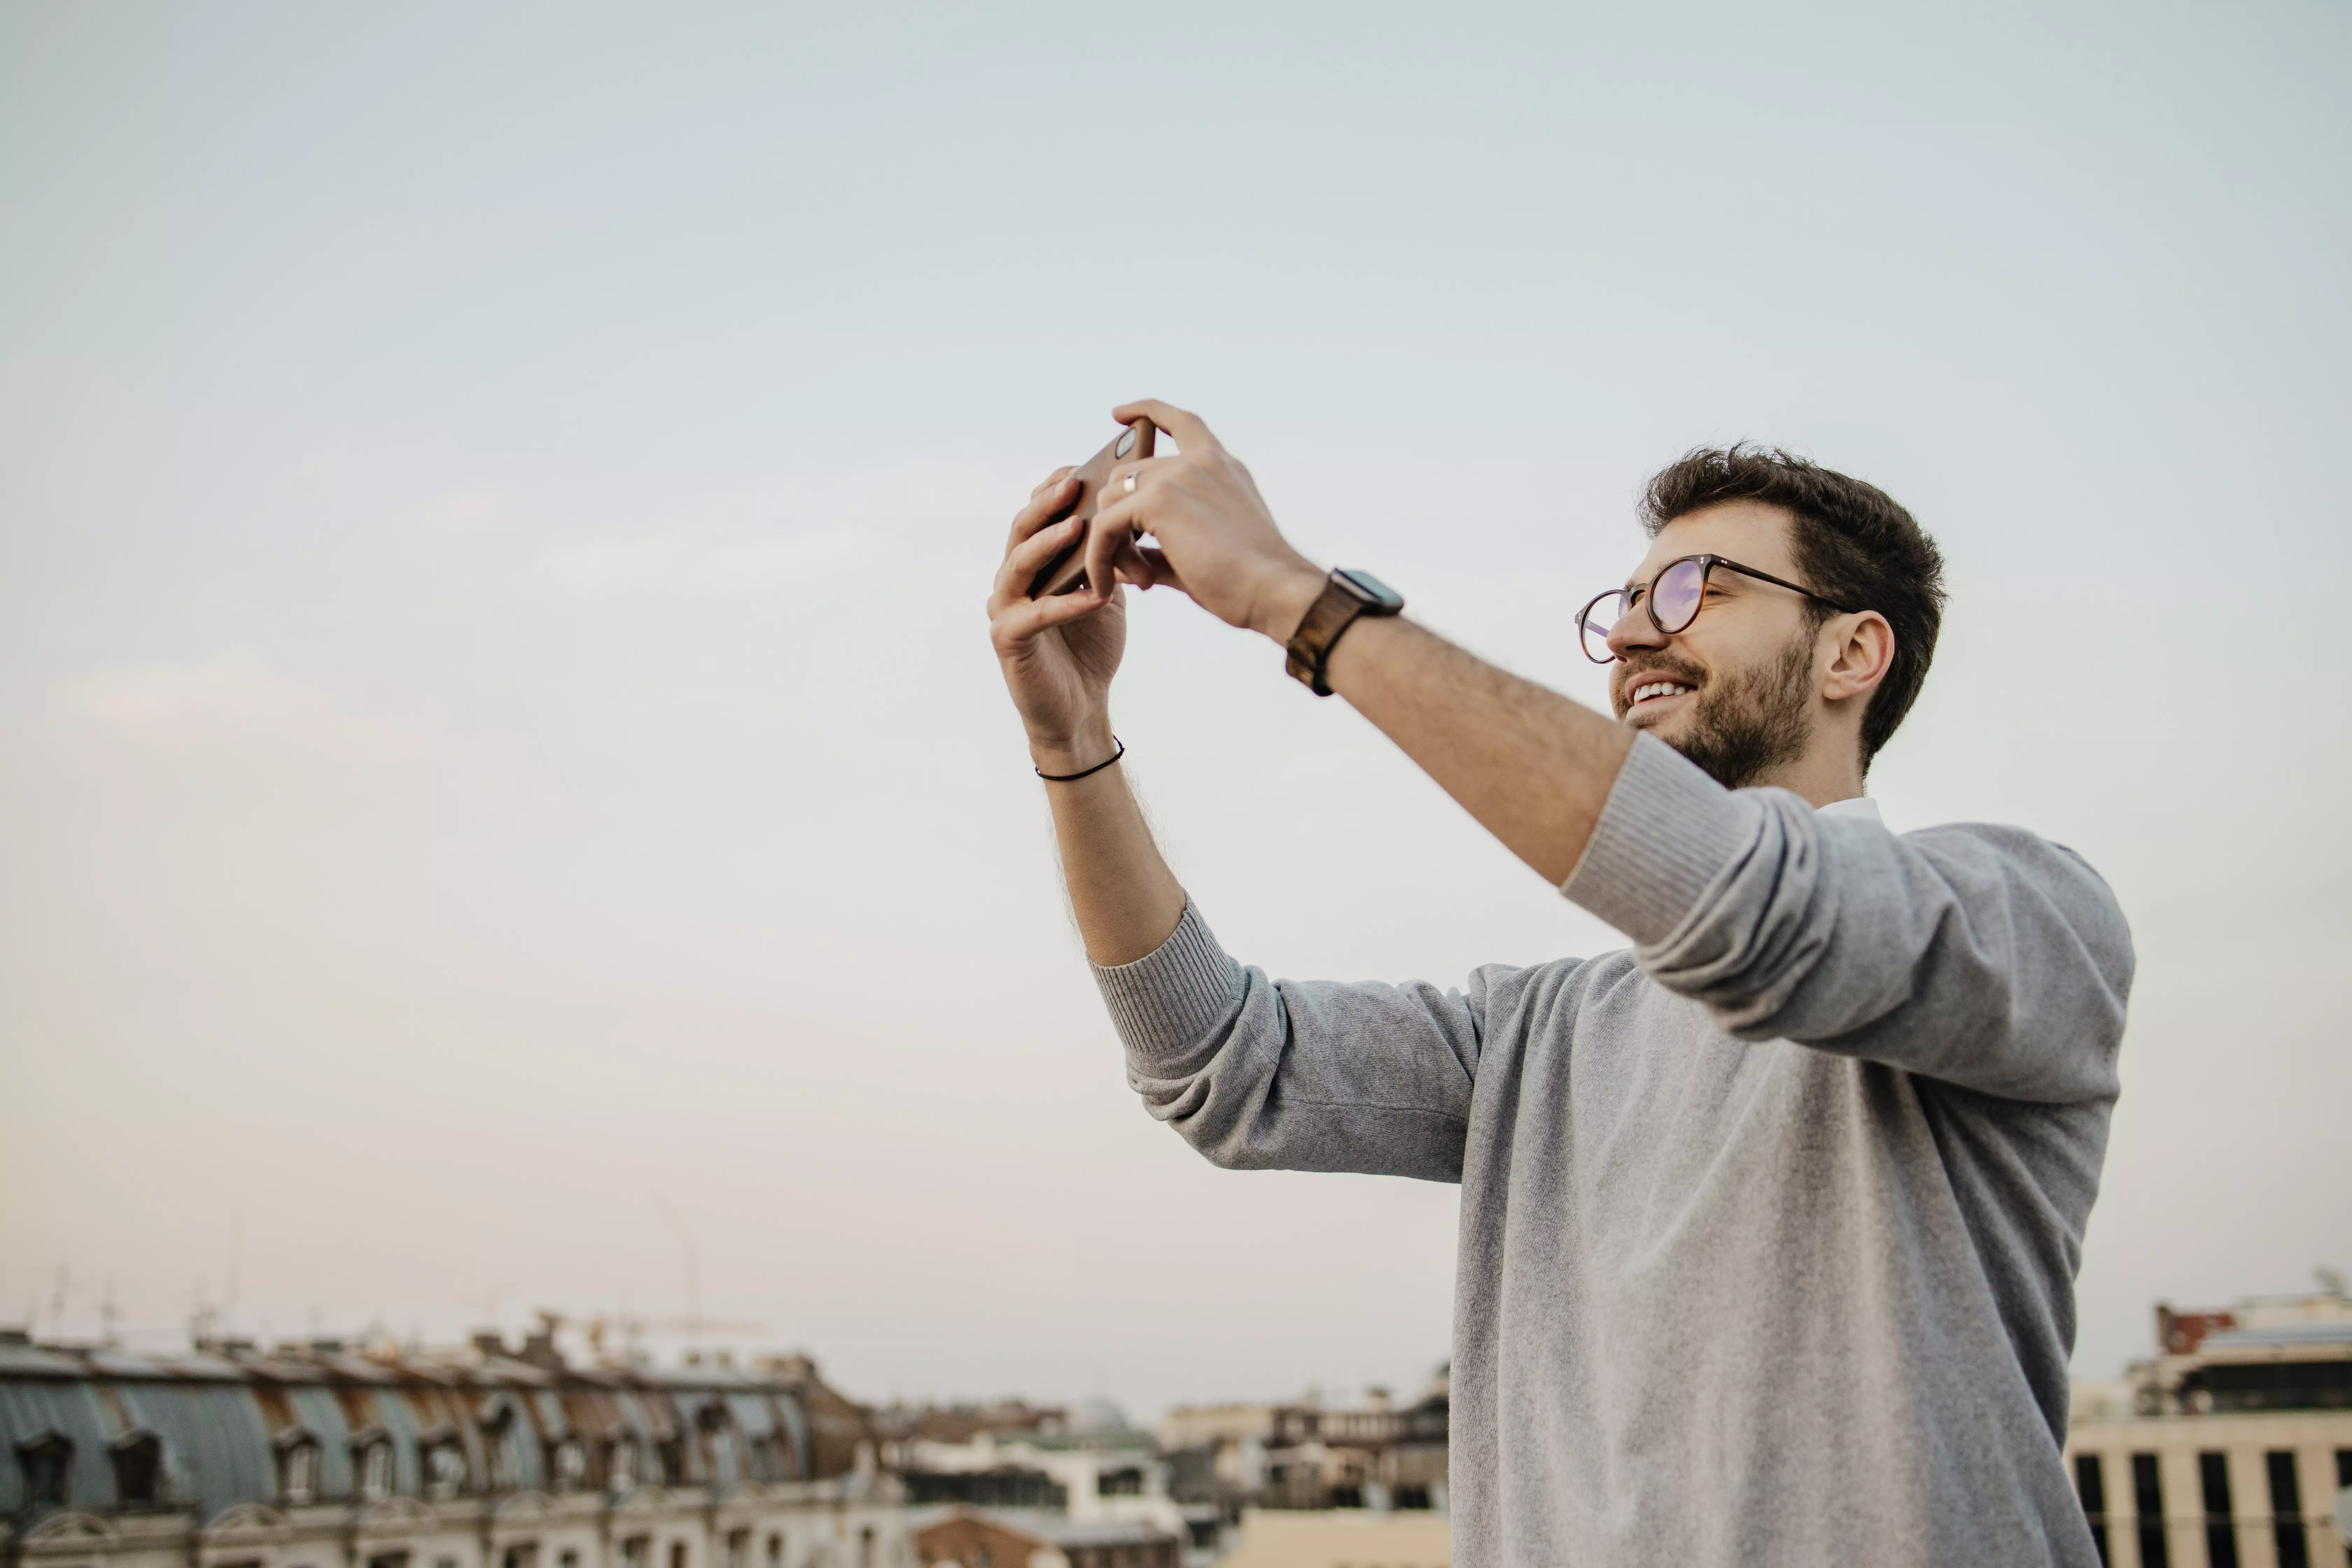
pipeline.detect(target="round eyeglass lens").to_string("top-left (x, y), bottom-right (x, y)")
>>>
top-left (1579, 591), bottom-right (1627, 663)
top-left (1650, 558), bottom-right (1708, 633)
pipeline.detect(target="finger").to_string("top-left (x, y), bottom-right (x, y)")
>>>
top-left (1030, 464), bottom-right (1077, 497)
top-left (1007, 472), bottom-right (1079, 549)
top-left (1107, 535), bottom-right (1155, 589)
top-left (990, 580), bottom-right (1117, 649)
top-left (990, 516), bottom-right (1085, 610)
top-left (1111, 399), bottom-right (1221, 454)
top-left (1089, 485), bottom-right (1147, 549)
top-left (1135, 544), bottom-right (1185, 593)
top-left (1101, 453), bottom-right (1180, 496)
top-left (1080, 511), bottom-right (1129, 609)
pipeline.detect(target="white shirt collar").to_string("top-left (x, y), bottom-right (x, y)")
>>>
top-left (1815, 795), bottom-right (1883, 826)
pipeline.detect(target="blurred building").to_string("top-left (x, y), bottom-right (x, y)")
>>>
top-left (1210, 1509), bottom-right (1448, 1568)
top-left (0, 1326), bottom-right (909, 1568)
top-left (2066, 1285), bottom-right (2352, 1568)
top-left (884, 1403), bottom-right (1191, 1564)
top-left (1159, 1371), bottom-right (1448, 1521)
top-left (908, 1508), bottom-right (1177, 1568)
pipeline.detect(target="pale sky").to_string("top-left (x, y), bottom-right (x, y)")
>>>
top-left (2, 1), bottom-right (2347, 1420)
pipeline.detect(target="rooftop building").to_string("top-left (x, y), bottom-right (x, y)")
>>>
top-left (0, 1326), bottom-right (909, 1568)
top-left (2066, 1286), bottom-right (2352, 1568)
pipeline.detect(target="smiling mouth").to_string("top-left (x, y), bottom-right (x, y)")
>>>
top-left (1626, 679), bottom-right (1696, 710)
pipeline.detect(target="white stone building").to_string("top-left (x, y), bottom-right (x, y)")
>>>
top-left (2066, 1289), bottom-right (2352, 1567)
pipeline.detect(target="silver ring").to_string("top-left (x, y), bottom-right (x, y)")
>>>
top-left (1121, 473), bottom-right (1138, 495)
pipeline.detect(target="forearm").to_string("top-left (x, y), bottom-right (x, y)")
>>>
top-left (1308, 606), bottom-right (1636, 887)
top-left (1033, 721), bottom-right (1188, 966)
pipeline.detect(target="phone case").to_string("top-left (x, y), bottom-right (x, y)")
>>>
top-left (1025, 418), bottom-right (1158, 599)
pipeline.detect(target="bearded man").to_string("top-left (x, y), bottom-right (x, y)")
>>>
top-left (985, 401), bottom-right (2133, 1568)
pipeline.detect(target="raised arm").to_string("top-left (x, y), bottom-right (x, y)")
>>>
top-left (986, 458), bottom-right (1517, 1181)
top-left (985, 468), bottom-right (1186, 966)
top-left (1083, 400), bottom-right (1636, 887)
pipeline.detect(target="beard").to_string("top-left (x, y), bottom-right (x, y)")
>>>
top-left (1637, 634), bottom-right (1816, 791)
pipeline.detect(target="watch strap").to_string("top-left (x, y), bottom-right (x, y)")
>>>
top-left (1285, 572), bottom-right (1387, 696)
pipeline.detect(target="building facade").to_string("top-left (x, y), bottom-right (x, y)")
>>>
top-left (2066, 1291), bottom-right (2352, 1568)
top-left (908, 1508), bottom-right (1177, 1568)
top-left (1160, 1374), bottom-right (1449, 1520)
top-left (0, 1330), bottom-right (912, 1568)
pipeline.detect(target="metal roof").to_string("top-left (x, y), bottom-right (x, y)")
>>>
top-left (0, 1337), bottom-right (846, 1521)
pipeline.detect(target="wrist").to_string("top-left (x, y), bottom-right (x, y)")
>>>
top-left (1246, 560), bottom-right (1330, 643)
top-left (1028, 717), bottom-right (1117, 777)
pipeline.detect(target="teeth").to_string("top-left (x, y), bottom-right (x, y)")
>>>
top-left (1631, 682), bottom-right (1691, 703)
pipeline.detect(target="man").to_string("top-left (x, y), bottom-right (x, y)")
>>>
top-left (985, 401), bottom-right (2132, 1567)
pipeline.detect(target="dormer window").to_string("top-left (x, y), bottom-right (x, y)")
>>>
top-left (551, 1439), bottom-right (587, 1493)
top-left (281, 1437), bottom-right (321, 1505)
top-left (607, 1437), bottom-right (638, 1493)
top-left (110, 1431), bottom-right (163, 1506)
top-left (423, 1439), bottom-right (467, 1500)
top-left (356, 1436), bottom-right (393, 1502)
top-left (479, 1407), bottom-right (519, 1492)
top-left (16, 1432), bottom-right (73, 1508)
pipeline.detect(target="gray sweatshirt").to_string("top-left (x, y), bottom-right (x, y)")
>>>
top-left (1091, 734), bottom-right (2133, 1567)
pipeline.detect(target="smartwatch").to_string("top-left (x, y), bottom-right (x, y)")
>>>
top-left (1285, 568), bottom-right (1405, 696)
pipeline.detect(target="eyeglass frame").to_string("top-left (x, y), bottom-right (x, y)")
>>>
top-left (1576, 553), bottom-right (1861, 665)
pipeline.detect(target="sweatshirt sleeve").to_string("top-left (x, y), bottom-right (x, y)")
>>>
top-left (1091, 901), bottom-right (1503, 1183)
top-left (1562, 734), bottom-right (2134, 1103)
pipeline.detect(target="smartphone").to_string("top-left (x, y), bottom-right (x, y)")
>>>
top-left (1025, 418), bottom-right (1158, 599)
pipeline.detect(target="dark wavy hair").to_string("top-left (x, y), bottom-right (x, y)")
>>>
top-left (1639, 445), bottom-right (1947, 768)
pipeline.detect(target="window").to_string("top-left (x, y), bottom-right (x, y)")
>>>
top-left (552, 1439), bottom-right (587, 1493)
top-left (1098, 1467), bottom-right (1143, 1497)
top-left (726, 1530), bottom-right (749, 1568)
top-left (2199, 1452), bottom-right (2240, 1568)
top-left (2132, 1453), bottom-right (2170, 1568)
top-left (620, 1539), bottom-right (649, 1568)
top-left (424, 1439), bottom-right (468, 1500)
top-left (357, 1439), bottom-right (393, 1502)
top-left (669, 1542), bottom-right (687, 1568)
top-left (282, 1438), bottom-right (320, 1505)
top-left (500, 1544), bottom-right (538, 1568)
top-left (2267, 1452), bottom-right (2309, 1568)
top-left (857, 1527), bottom-right (873, 1568)
top-left (658, 1436), bottom-right (686, 1486)
top-left (17, 1433), bottom-right (73, 1508)
top-left (482, 1408), bottom-right (519, 1492)
top-left (560, 1554), bottom-right (578, 1568)
top-left (110, 1432), bottom-right (163, 1506)
top-left (366, 1553), bottom-right (411, 1568)
top-left (608, 1438), bottom-right (639, 1493)
top-left (764, 1535), bottom-right (780, 1568)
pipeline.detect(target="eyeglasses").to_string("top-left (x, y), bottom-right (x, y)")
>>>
top-left (1577, 554), bottom-right (1858, 664)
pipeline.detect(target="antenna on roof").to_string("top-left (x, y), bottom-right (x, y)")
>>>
top-left (223, 1214), bottom-right (243, 1335)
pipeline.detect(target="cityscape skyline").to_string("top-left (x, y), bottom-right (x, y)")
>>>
top-left (4, 0), bottom-right (2348, 1426)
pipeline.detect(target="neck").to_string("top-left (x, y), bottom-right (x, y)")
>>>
top-left (1757, 744), bottom-right (1867, 809)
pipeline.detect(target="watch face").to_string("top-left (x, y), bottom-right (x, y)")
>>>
top-left (1335, 568), bottom-right (1404, 611)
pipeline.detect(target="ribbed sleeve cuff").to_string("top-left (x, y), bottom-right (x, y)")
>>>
top-left (1561, 733), bottom-right (1758, 945)
top-left (1090, 898), bottom-right (1245, 1064)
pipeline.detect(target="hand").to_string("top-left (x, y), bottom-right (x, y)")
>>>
top-left (987, 468), bottom-right (1129, 772)
top-left (1084, 399), bottom-right (1328, 643)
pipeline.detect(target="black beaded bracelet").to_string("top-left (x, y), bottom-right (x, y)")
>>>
top-left (1035, 737), bottom-right (1125, 782)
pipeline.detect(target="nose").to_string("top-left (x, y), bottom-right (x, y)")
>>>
top-left (1605, 601), bottom-right (1666, 661)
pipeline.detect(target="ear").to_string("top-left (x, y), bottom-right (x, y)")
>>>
top-left (1820, 611), bottom-right (1895, 704)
